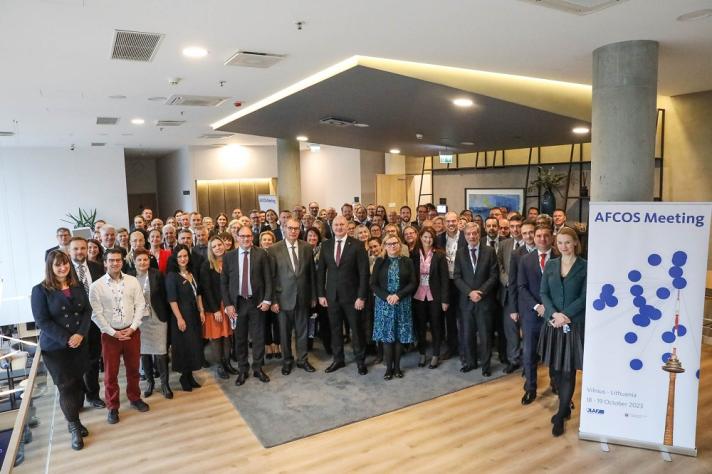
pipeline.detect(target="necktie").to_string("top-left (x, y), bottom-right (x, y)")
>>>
top-left (539, 253), bottom-right (547, 273)
top-left (514, 240), bottom-right (521, 250)
top-left (77, 264), bottom-right (90, 295)
top-left (290, 244), bottom-right (299, 272)
top-left (489, 239), bottom-right (496, 247)
top-left (335, 240), bottom-right (342, 266)
top-left (470, 247), bottom-right (477, 268)
top-left (241, 251), bottom-right (249, 297)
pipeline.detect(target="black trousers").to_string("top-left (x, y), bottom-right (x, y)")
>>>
top-left (328, 300), bottom-right (365, 364)
top-left (413, 299), bottom-right (442, 357)
top-left (82, 324), bottom-right (102, 400)
top-left (235, 297), bottom-right (266, 372)
top-left (443, 279), bottom-right (460, 355)
top-left (264, 312), bottom-right (280, 346)
top-left (279, 306), bottom-right (309, 364)
top-left (460, 302), bottom-right (493, 371)
top-left (316, 304), bottom-right (331, 352)
top-left (44, 347), bottom-right (87, 423)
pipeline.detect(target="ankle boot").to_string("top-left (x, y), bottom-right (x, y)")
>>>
top-left (179, 373), bottom-right (192, 392)
top-left (157, 355), bottom-right (173, 399)
top-left (223, 358), bottom-right (238, 375)
top-left (188, 372), bottom-right (201, 388)
top-left (68, 422), bottom-right (84, 450)
top-left (141, 355), bottom-right (155, 397)
top-left (216, 364), bottom-right (229, 379)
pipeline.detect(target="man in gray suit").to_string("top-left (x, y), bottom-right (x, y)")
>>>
top-left (454, 222), bottom-right (499, 377)
top-left (268, 219), bottom-right (317, 375)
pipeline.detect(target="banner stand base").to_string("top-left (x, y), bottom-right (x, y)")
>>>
top-left (579, 432), bottom-right (697, 458)
top-left (661, 452), bottom-right (672, 462)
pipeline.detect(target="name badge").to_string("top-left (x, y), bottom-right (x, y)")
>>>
top-left (420, 274), bottom-right (430, 286)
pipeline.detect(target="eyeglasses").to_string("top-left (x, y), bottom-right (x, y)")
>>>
top-left (385, 242), bottom-right (400, 247)
top-left (237, 234), bottom-right (252, 239)
top-left (286, 226), bottom-right (300, 231)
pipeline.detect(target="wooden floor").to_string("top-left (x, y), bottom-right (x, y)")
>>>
top-left (16, 346), bottom-right (712, 474)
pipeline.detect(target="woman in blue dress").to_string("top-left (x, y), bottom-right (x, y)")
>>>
top-left (371, 235), bottom-right (417, 380)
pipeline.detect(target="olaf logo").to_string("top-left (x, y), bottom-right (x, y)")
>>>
top-left (587, 408), bottom-right (605, 415)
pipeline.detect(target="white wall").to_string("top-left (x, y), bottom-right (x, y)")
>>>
top-left (301, 145), bottom-right (362, 208)
top-left (156, 147), bottom-right (193, 217)
top-left (0, 146), bottom-right (128, 324)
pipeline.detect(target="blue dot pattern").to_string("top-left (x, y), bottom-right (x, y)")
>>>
top-left (662, 331), bottom-right (676, 343)
top-left (593, 282), bottom-right (618, 311)
top-left (630, 359), bottom-right (643, 370)
top-left (662, 352), bottom-right (672, 363)
top-left (648, 254), bottom-right (662, 266)
top-left (657, 287), bottom-right (670, 299)
top-left (628, 270), bottom-right (641, 282)
top-left (624, 332), bottom-right (637, 344)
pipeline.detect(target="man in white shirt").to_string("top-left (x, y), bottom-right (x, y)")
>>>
top-left (89, 248), bottom-right (148, 424)
top-left (437, 212), bottom-right (467, 360)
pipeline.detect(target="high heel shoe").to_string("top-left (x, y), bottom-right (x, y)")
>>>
top-left (418, 355), bottom-right (426, 368)
top-left (188, 374), bottom-right (201, 388)
top-left (428, 356), bottom-right (439, 369)
top-left (179, 374), bottom-right (193, 392)
top-left (552, 416), bottom-right (565, 437)
top-left (551, 409), bottom-right (571, 423)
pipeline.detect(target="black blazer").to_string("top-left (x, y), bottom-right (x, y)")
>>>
top-left (506, 245), bottom-right (530, 315)
top-left (453, 244), bottom-right (499, 310)
top-left (410, 249), bottom-right (450, 305)
top-left (144, 268), bottom-right (169, 322)
top-left (317, 236), bottom-right (369, 303)
top-left (30, 284), bottom-right (92, 352)
top-left (199, 259), bottom-right (223, 314)
top-left (220, 246), bottom-right (273, 306)
top-left (436, 231), bottom-right (467, 252)
top-left (370, 256), bottom-right (417, 301)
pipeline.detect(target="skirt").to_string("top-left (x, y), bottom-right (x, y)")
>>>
top-left (537, 322), bottom-right (584, 373)
top-left (43, 345), bottom-right (88, 385)
top-left (140, 312), bottom-right (168, 355)
top-left (203, 304), bottom-right (232, 339)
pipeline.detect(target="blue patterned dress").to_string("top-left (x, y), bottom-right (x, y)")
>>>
top-left (373, 257), bottom-right (414, 343)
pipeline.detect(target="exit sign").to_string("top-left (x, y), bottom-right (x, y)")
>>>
top-left (439, 153), bottom-right (453, 164)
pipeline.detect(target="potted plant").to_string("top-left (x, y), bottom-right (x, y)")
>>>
top-left (61, 208), bottom-right (98, 230)
top-left (528, 167), bottom-right (566, 215)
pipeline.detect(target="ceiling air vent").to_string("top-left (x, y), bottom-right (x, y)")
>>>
top-left (198, 133), bottom-right (234, 139)
top-left (96, 116), bottom-right (119, 125)
top-left (165, 95), bottom-right (229, 107)
top-left (155, 120), bottom-right (186, 127)
top-left (224, 50), bottom-right (285, 68)
top-left (111, 29), bottom-right (164, 62)
top-left (319, 116), bottom-right (364, 127)
top-left (0, 131), bottom-right (15, 137)
top-left (519, 0), bottom-right (629, 15)
top-left (91, 142), bottom-right (106, 147)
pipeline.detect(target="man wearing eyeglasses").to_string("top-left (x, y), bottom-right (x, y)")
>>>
top-left (46, 227), bottom-right (72, 260)
top-left (268, 219), bottom-right (317, 375)
top-left (221, 226), bottom-right (273, 385)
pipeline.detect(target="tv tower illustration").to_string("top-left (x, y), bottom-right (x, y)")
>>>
top-left (662, 290), bottom-right (685, 446)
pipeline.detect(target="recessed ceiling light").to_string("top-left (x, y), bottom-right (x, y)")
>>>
top-left (109, 94), bottom-right (127, 99)
top-left (353, 122), bottom-right (370, 128)
top-left (131, 118), bottom-right (145, 125)
top-left (461, 141), bottom-right (475, 146)
top-left (148, 96), bottom-right (167, 102)
top-left (677, 9), bottom-right (712, 21)
top-left (453, 98), bottom-right (474, 107)
top-left (296, 135), bottom-right (308, 142)
top-left (182, 46), bottom-right (208, 58)
top-left (572, 127), bottom-right (590, 134)
top-left (308, 144), bottom-right (321, 152)
top-left (389, 148), bottom-right (401, 154)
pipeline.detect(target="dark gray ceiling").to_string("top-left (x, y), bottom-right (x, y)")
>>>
top-left (218, 65), bottom-right (590, 156)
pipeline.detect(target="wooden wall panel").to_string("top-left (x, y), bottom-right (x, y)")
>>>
top-left (254, 180), bottom-right (270, 198)
top-left (240, 181), bottom-right (257, 213)
top-left (196, 179), bottom-right (271, 220)
top-left (196, 182), bottom-right (210, 218)
top-left (224, 181), bottom-right (241, 216)
top-left (208, 181), bottom-right (226, 217)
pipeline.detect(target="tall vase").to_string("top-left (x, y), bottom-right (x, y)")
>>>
top-left (540, 188), bottom-right (556, 215)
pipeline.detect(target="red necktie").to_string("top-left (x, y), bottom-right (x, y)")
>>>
top-left (335, 240), bottom-right (342, 266)
top-left (539, 253), bottom-right (547, 273)
top-left (241, 250), bottom-right (249, 297)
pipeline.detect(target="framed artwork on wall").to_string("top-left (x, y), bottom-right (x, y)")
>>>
top-left (465, 188), bottom-right (524, 220)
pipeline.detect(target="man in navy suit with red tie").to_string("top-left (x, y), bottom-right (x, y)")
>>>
top-left (517, 224), bottom-right (555, 405)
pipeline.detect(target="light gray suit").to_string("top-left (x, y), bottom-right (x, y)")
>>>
top-left (268, 239), bottom-right (316, 365)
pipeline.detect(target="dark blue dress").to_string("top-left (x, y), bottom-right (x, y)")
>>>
top-left (373, 258), bottom-right (414, 343)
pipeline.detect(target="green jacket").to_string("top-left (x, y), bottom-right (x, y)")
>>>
top-left (540, 257), bottom-right (587, 326)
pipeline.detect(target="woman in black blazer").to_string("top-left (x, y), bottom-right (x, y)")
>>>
top-left (410, 226), bottom-right (450, 369)
top-left (133, 248), bottom-right (172, 399)
top-left (30, 250), bottom-right (92, 450)
top-left (538, 227), bottom-right (587, 437)
top-left (371, 235), bottom-right (417, 379)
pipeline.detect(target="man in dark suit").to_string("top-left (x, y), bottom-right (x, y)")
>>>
top-left (273, 210), bottom-right (292, 242)
top-left (437, 212), bottom-right (467, 360)
top-left (317, 216), bottom-right (370, 375)
top-left (249, 209), bottom-right (270, 246)
top-left (177, 228), bottom-right (205, 274)
top-left (517, 224), bottom-right (555, 405)
top-left (268, 218), bottom-right (317, 375)
top-left (68, 236), bottom-right (106, 408)
top-left (45, 227), bottom-right (72, 260)
top-left (399, 205), bottom-right (413, 231)
top-left (221, 225), bottom-right (273, 385)
top-left (454, 222), bottom-right (499, 377)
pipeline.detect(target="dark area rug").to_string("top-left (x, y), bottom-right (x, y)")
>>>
top-left (215, 342), bottom-right (507, 448)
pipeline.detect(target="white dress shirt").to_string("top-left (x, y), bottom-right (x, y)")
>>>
top-left (89, 273), bottom-right (145, 336)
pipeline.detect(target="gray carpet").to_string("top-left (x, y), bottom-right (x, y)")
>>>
top-left (215, 342), bottom-right (507, 448)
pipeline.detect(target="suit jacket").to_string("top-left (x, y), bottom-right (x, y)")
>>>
top-left (541, 257), bottom-right (587, 326)
top-left (30, 284), bottom-right (92, 352)
top-left (317, 236), bottom-right (369, 303)
top-left (268, 239), bottom-right (316, 311)
top-left (193, 244), bottom-right (208, 260)
top-left (497, 238), bottom-right (526, 309)
top-left (370, 256), bottom-right (417, 301)
top-left (410, 249), bottom-right (450, 305)
top-left (273, 227), bottom-right (284, 242)
top-left (506, 245), bottom-right (530, 315)
top-left (220, 246), bottom-right (273, 307)
top-left (436, 231), bottom-right (467, 252)
top-left (517, 250), bottom-right (549, 323)
top-left (453, 244), bottom-right (499, 312)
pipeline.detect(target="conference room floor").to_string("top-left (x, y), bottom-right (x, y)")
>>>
top-left (21, 345), bottom-right (712, 473)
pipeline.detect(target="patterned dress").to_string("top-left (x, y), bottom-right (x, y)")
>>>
top-left (373, 257), bottom-right (414, 344)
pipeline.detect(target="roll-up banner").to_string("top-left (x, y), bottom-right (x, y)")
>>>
top-left (580, 202), bottom-right (711, 456)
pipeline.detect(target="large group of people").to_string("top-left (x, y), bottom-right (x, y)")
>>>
top-left (31, 201), bottom-right (587, 450)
